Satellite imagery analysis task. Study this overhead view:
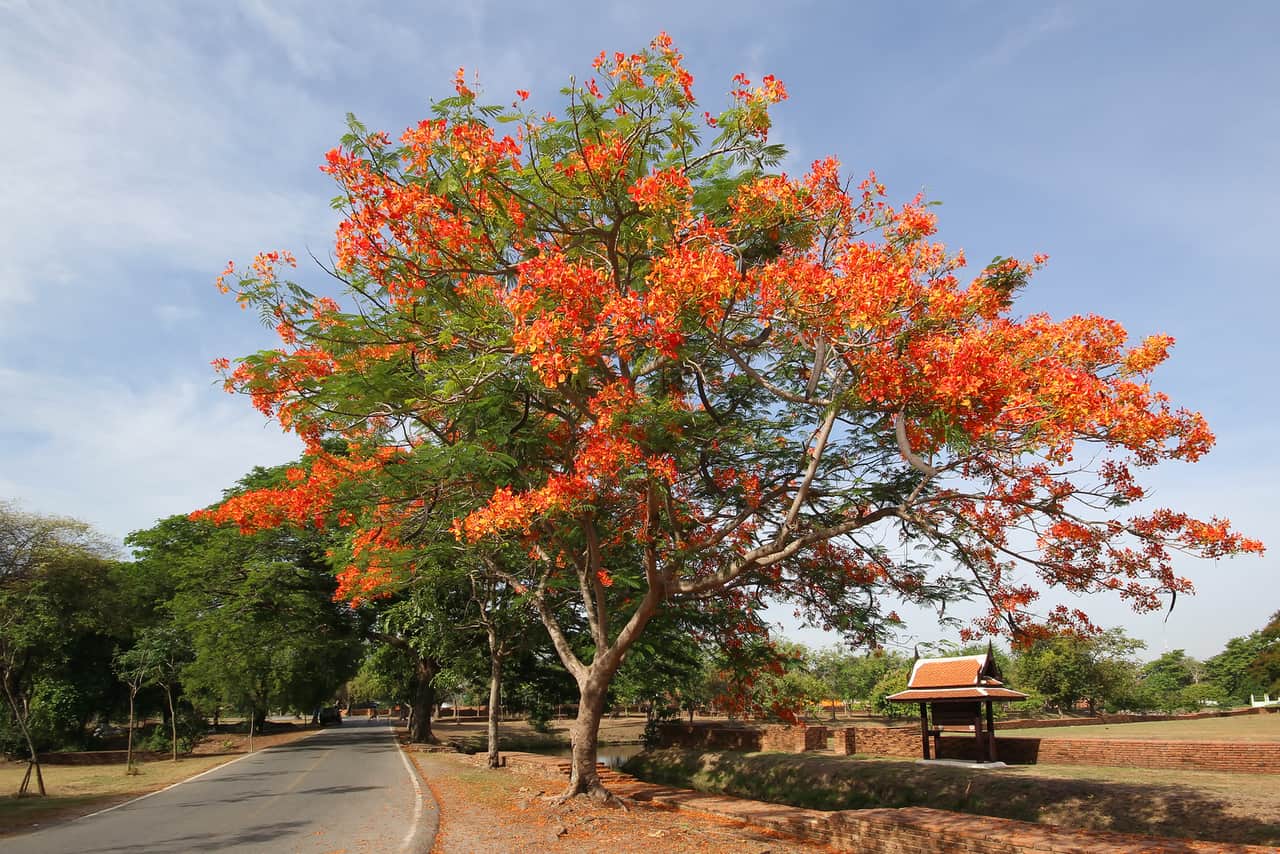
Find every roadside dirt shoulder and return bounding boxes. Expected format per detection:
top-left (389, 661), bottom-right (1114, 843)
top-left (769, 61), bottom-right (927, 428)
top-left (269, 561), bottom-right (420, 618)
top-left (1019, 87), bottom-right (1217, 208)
top-left (406, 749), bottom-right (829, 853)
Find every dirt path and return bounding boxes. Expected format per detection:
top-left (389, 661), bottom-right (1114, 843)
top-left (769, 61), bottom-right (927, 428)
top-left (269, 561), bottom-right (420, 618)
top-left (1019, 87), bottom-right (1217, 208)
top-left (407, 750), bottom-right (830, 853)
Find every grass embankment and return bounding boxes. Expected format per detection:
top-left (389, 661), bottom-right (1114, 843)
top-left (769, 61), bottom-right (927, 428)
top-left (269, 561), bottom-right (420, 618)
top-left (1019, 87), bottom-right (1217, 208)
top-left (622, 749), bottom-right (1280, 847)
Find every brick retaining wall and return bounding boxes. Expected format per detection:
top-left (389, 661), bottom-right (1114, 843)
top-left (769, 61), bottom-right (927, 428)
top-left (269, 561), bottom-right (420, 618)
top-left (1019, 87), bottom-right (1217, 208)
top-left (760, 724), bottom-right (828, 752)
top-left (662, 713), bottom-right (1280, 773)
top-left (658, 722), bottom-right (828, 752)
top-left (834, 724), bottom-right (1280, 773)
top-left (814, 806), bottom-right (1269, 853)
top-left (832, 726), bottom-right (919, 757)
top-left (658, 722), bottom-right (763, 751)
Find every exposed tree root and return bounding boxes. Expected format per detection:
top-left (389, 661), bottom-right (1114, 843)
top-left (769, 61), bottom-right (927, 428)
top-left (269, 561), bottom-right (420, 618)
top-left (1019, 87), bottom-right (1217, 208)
top-left (549, 780), bottom-right (629, 811)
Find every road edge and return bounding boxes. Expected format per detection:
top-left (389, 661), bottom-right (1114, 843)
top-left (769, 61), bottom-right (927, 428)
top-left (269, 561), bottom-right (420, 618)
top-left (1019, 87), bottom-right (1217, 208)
top-left (392, 724), bottom-right (441, 853)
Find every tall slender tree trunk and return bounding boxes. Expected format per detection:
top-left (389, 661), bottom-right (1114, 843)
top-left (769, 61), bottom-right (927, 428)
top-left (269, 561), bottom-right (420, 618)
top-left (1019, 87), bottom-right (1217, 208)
top-left (247, 707), bottom-right (255, 753)
top-left (165, 686), bottom-right (178, 761)
top-left (125, 688), bottom-right (138, 774)
top-left (407, 658), bottom-right (437, 744)
top-left (486, 640), bottom-right (502, 769)
top-left (4, 681), bottom-right (44, 796)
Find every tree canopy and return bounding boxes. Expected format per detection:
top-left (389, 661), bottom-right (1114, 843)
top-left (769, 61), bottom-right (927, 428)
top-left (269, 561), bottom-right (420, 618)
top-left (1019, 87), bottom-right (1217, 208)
top-left (198, 35), bottom-right (1262, 797)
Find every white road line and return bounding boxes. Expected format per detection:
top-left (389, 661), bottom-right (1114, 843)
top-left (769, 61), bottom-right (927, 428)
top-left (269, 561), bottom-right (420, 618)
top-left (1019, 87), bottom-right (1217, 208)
top-left (394, 724), bottom-right (426, 854)
top-left (73, 728), bottom-right (332, 823)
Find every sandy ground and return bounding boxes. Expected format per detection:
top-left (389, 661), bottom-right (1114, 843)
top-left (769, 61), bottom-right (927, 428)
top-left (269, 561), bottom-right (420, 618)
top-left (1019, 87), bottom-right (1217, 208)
top-left (408, 749), bottom-right (831, 853)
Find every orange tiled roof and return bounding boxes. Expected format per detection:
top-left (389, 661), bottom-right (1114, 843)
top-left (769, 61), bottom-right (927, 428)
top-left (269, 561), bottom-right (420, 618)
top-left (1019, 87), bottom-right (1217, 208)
top-left (910, 657), bottom-right (985, 688)
top-left (887, 686), bottom-right (1028, 702)
top-left (888, 652), bottom-right (1025, 702)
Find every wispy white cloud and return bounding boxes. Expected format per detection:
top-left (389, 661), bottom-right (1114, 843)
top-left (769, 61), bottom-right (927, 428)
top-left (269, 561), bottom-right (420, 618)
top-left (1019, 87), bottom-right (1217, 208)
top-left (977, 5), bottom-right (1073, 68)
top-left (0, 367), bottom-right (302, 542)
top-left (153, 304), bottom-right (201, 326)
top-left (0, 2), bottom-right (337, 331)
top-left (235, 0), bottom-right (347, 79)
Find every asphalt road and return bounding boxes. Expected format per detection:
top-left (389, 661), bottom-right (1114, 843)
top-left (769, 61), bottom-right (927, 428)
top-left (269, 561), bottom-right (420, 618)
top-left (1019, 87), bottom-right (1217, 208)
top-left (7, 720), bottom-right (438, 854)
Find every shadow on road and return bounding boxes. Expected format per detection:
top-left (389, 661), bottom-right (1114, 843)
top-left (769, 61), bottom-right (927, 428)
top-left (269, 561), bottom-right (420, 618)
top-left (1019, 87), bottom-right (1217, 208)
top-left (195, 783), bottom-right (387, 806)
top-left (85, 820), bottom-right (314, 854)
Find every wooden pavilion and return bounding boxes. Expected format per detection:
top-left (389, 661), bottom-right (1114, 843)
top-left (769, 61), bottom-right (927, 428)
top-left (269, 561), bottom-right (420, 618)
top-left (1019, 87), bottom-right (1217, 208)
top-left (886, 649), bottom-right (1026, 762)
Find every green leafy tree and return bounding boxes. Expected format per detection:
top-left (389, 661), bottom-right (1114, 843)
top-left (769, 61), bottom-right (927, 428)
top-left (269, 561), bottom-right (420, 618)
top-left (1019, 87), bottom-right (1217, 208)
top-left (870, 661), bottom-right (912, 719)
top-left (347, 642), bottom-right (415, 708)
top-left (1, 503), bottom-right (118, 795)
top-left (1247, 612), bottom-right (1280, 697)
top-left (1014, 628), bottom-right (1145, 714)
top-left (113, 625), bottom-right (193, 767)
top-left (202, 36), bottom-right (1261, 801)
top-left (1206, 632), bottom-right (1269, 704)
top-left (113, 642), bottom-right (155, 774)
top-left (830, 649), bottom-right (909, 713)
top-left (1139, 649), bottom-right (1202, 712)
top-left (131, 473), bottom-right (362, 743)
top-left (369, 582), bottom-right (468, 744)
top-left (614, 627), bottom-right (709, 749)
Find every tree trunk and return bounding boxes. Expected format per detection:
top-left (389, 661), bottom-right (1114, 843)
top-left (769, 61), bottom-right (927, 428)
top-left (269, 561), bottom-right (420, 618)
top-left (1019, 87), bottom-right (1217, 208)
top-left (486, 646), bottom-right (502, 769)
top-left (560, 673), bottom-right (618, 804)
top-left (4, 679), bottom-right (45, 796)
top-left (407, 658), bottom-right (437, 744)
top-left (125, 688), bottom-right (137, 774)
top-left (165, 686), bottom-right (178, 761)
top-left (532, 532), bottom-right (662, 805)
top-left (248, 708), bottom-right (255, 753)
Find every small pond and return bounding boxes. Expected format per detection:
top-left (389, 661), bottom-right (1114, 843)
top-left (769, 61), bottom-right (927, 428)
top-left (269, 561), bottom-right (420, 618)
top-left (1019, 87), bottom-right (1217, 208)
top-left (525, 743), bottom-right (644, 768)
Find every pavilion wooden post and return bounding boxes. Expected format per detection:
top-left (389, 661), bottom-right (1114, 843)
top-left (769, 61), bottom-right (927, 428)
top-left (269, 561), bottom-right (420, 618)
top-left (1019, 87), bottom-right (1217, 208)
top-left (918, 703), bottom-right (931, 760)
top-left (973, 705), bottom-right (984, 763)
top-left (986, 701), bottom-right (998, 762)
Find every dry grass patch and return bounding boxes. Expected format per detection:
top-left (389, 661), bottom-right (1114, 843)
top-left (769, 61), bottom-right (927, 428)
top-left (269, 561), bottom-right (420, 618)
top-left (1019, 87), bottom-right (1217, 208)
top-left (1008, 712), bottom-right (1280, 741)
top-left (624, 749), bottom-right (1280, 847)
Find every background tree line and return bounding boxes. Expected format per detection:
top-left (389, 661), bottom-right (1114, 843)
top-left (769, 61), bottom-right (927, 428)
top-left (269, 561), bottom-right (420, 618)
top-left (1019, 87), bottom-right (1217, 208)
top-left (4, 460), bottom-right (1273, 795)
top-left (678, 623), bottom-right (1280, 723)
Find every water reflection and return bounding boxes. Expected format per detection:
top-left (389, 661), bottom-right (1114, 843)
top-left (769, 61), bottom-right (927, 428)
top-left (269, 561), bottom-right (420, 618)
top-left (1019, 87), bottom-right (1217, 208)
top-left (525, 744), bottom-right (643, 768)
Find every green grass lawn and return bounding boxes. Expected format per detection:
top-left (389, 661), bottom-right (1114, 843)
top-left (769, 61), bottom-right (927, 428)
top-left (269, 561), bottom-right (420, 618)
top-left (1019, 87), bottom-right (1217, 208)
top-left (1008, 712), bottom-right (1280, 741)
top-left (623, 748), bottom-right (1280, 847)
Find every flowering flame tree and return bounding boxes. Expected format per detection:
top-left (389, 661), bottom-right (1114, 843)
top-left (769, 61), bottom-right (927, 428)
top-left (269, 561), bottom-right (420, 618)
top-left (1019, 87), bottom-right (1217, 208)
top-left (201, 35), bottom-right (1261, 799)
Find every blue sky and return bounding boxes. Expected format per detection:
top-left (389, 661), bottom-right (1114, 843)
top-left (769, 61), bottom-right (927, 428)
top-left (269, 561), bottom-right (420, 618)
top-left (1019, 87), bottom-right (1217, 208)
top-left (0, 0), bottom-right (1274, 659)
